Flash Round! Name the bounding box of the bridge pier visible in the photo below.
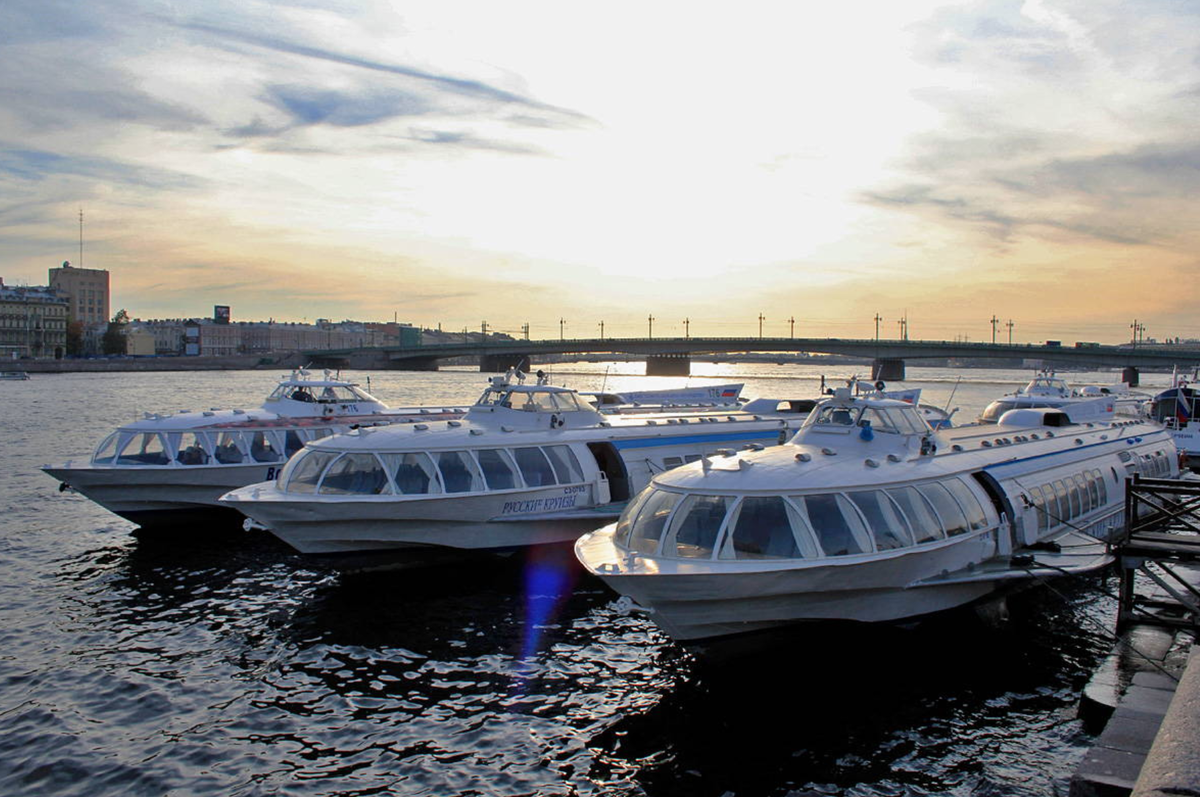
[480,353,531,373]
[389,356,440,371]
[646,354,691,376]
[872,358,906,382]
[1122,366,1139,387]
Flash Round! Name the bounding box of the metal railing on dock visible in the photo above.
[1116,475,1200,632]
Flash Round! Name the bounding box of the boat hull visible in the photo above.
[44,463,283,527]
[579,526,1015,642]
[226,483,619,554]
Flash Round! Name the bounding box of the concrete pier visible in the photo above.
[1133,647,1200,796]
[1070,559,1200,796]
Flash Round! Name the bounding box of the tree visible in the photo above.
[102,309,130,355]
[65,320,85,357]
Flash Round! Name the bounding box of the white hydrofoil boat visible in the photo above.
[43,370,470,527]
[576,383,1177,643]
[221,374,814,556]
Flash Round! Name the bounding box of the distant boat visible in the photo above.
[0,371,30,380]
[977,370,1143,424]
[43,369,469,527]
[1145,371,1200,470]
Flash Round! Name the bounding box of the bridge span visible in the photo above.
[306,337,1200,384]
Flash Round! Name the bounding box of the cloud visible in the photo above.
[862,0,1200,252]
[0,149,198,190]
[176,20,595,128]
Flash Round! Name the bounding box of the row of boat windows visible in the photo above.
[475,388,590,413]
[281,445,587,496]
[616,477,994,561]
[267,384,373,404]
[92,428,337,466]
[1027,469,1108,533]
[808,404,930,436]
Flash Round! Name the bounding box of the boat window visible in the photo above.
[284,430,305,458]
[667,495,731,559]
[917,482,969,536]
[385,452,440,495]
[175,432,210,466]
[512,447,557,487]
[1028,485,1049,532]
[898,407,931,434]
[208,431,245,464]
[248,431,282,463]
[1093,469,1107,505]
[311,428,334,441]
[1073,474,1091,514]
[615,488,655,547]
[435,450,485,493]
[549,392,584,412]
[847,490,914,551]
[886,486,944,544]
[318,453,391,495]
[627,489,683,555]
[663,456,684,470]
[943,479,990,530]
[515,391,560,413]
[115,432,171,466]
[284,451,338,494]
[720,496,810,559]
[1052,480,1070,522]
[859,407,900,434]
[476,449,518,490]
[794,494,870,556]
[1066,476,1083,516]
[544,445,585,483]
[92,433,121,464]
[812,405,859,427]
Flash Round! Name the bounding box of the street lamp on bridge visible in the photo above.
[648,314,654,339]
[758,313,765,339]
[788,316,795,339]
[684,317,690,340]
[559,318,566,341]
[874,313,882,342]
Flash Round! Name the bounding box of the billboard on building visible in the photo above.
[214,305,231,325]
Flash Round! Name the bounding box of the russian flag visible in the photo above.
[721,390,737,397]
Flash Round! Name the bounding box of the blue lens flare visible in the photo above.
[516,544,579,675]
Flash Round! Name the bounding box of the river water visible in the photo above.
[0,363,1177,796]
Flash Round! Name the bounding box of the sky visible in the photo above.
[1,0,1198,344]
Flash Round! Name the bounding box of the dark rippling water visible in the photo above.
[2,366,1153,796]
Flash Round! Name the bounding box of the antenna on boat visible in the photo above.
[945,376,962,411]
[600,365,610,395]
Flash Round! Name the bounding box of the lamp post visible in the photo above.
[874,313,882,342]
[648,314,654,339]
[1006,319,1014,344]
[990,315,999,344]
[758,313,765,339]
[559,317,566,341]
[684,317,690,340]
[788,316,795,338]
[598,320,605,340]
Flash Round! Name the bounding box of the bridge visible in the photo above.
[305,337,1200,384]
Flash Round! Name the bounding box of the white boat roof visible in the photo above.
[646,390,1170,495]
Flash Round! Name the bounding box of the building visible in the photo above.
[48,261,110,328]
[0,279,69,359]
